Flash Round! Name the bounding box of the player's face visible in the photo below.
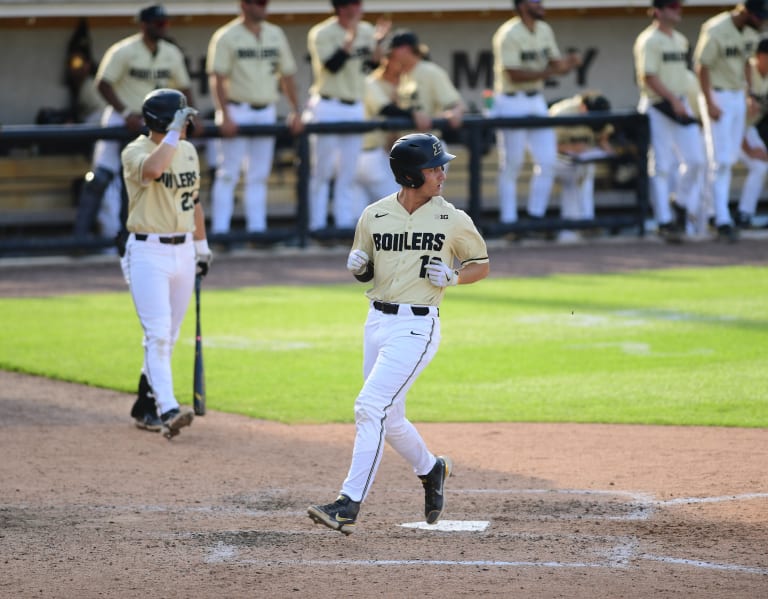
[242,0,268,19]
[524,0,546,20]
[144,18,169,41]
[420,165,447,196]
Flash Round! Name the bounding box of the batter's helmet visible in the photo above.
[389,133,456,189]
[745,0,768,20]
[142,88,187,132]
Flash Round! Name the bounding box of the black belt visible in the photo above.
[373,300,436,317]
[506,91,540,98]
[228,100,269,110]
[320,94,356,105]
[135,233,188,245]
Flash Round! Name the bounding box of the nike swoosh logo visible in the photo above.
[410,331,424,336]
[374,213,388,218]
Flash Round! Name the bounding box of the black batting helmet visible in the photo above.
[389,133,456,189]
[142,88,186,132]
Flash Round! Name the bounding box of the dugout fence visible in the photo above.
[0,112,650,256]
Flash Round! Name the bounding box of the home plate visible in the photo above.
[400,520,490,532]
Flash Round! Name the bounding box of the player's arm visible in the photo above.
[695,62,721,120]
[455,261,490,285]
[279,74,304,134]
[210,72,238,137]
[643,73,688,118]
[98,79,144,132]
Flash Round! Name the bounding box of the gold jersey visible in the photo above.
[353,193,489,306]
[96,34,191,112]
[206,17,297,106]
[363,71,397,150]
[694,11,759,91]
[122,136,200,234]
[308,16,376,101]
[492,17,562,94]
[397,60,462,116]
[633,24,691,101]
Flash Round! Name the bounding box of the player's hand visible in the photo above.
[425,260,459,287]
[346,249,369,275]
[168,107,199,133]
[194,239,213,277]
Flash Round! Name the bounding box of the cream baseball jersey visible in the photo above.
[362,71,396,150]
[397,60,462,116]
[96,34,191,112]
[352,194,489,306]
[492,17,562,95]
[633,24,691,101]
[206,18,297,106]
[308,16,376,101]
[122,136,200,234]
[694,12,759,91]
[549,96,603,148]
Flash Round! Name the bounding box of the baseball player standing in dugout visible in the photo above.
[633,0,706,243]
[73,4,198,247]
[694,0,768,243]
[304,0,391,234]
[206,0,304,241]
[491,0,581,229]
[122,89,212,439]
[308,133,490,535]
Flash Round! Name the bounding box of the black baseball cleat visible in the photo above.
[419,455,453,524]
[657,222,683,244]
[307,494,360,535]
[160,407,194,439]
[134,412,162,432]
[716,224,739,244]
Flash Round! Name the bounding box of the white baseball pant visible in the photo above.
[210,103,277,234]
[92,106,126,239]
[126,233,195,415]
[738,125,768,218]
[340,303,441,503]
[640,96,707,227]
[699,88,747,227]
[304,95,366,231]
[493,92,557,222]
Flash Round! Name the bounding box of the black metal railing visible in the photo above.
[0,111,649,255]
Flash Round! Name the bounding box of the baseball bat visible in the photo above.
[193,273,206,416]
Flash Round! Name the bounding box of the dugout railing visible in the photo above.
[0,112,650,256]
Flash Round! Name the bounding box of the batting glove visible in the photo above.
[346,249,369,275]
[195,239,213,277]
[425,260,459,288]
[168,107,199,133]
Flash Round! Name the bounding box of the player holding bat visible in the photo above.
[122,88,212,439]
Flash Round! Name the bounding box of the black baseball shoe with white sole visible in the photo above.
[419,455,453,524]
[160,407,194,439]
[134,412,163,432]
[307,494,360,535]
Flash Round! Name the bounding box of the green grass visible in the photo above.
[1,266,766,427]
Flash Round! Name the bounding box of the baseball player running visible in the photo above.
[206,0,303,239]
[308,133,490,534]
[73,4,197,246]
[491,0,581,226]
[304,0,390,233]
[694,0,767,242]
[633,0,706,242]
[122,89,212,439]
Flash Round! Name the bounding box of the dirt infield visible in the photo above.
[1,237,767,598]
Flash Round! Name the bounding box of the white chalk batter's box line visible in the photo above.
[199,488,768,576]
